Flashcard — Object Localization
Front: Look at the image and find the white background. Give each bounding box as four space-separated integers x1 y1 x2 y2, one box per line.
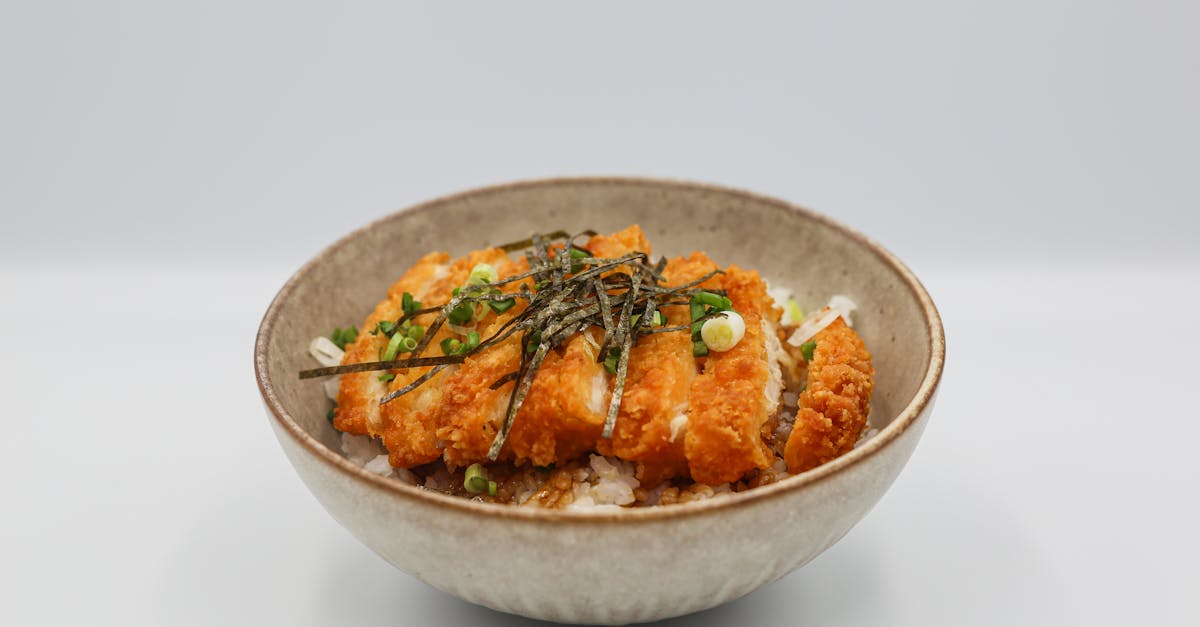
2 2 1197 625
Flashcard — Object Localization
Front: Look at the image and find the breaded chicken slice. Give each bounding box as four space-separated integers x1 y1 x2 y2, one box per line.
596 252 716 485
435 257 532 468
334 251 450 436
505 225 650 466
684 266 781 485
378 248 513 468
784 318 874 473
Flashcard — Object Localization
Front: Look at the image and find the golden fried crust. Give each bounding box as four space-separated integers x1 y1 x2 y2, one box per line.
379 248 511 467
784 318 874 473
504 225 649 466
594 224 651 261
596 252 716 484
334 251 450 436
435 256 531 468
505 328 607 466
684 265 777 485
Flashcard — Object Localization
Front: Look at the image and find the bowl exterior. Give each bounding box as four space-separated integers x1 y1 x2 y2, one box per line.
267 394 934 624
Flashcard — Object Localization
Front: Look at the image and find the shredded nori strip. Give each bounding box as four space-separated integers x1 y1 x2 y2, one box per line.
602 268 642 437
299 354 465 379
488 371 520 390
498 230 570 253
379 364 450 404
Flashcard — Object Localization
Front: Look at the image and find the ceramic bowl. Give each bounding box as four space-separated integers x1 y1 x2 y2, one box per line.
254 177 944 624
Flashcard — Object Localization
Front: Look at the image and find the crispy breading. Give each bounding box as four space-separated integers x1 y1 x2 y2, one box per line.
596 252 716 484
783 318 874 473
684 266 779 485
378 248 512 467
333 251 449 436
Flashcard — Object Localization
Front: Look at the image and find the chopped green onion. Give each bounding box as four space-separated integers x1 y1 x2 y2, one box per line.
441 337 462 355
326 407 336 422
464 463 490 494
690 301 706 322
452 286 461 297
603 348 620 375
378 373 395 383
692 291 730 310
693 341 709 357
372 320 396 337
785 299 804 325
800 340 817 362
464 330 481 351
401 292 421 316
653 311 665 326
700 311 746 352
448 302 474 325
568 246 591 273
330 326 358 349
526 329 542 353
383 332 405 360
406 324 425 341
468 263 499 286
487 480 497 496
400 336 418 352
489 297 516 313
691 320 704 341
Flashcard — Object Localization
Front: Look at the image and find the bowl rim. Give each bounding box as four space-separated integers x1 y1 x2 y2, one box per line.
254 176 945 524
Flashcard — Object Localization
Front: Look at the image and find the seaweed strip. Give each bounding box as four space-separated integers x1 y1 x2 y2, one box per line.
299 354 465 379
379 364 450 404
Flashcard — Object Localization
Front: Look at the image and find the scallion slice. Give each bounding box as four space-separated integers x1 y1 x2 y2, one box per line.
330 326 358 349
603 348 620 375
464 463 490 494
468 263 499 286
700 311 746 352
448 302 474 325
441 337 462 355
800 340 817 362
401 292 421 317
489 297 516 313
383 332 405 361
691 291 729 310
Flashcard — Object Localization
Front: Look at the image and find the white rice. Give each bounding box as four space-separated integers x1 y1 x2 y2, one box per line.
566 455 641 511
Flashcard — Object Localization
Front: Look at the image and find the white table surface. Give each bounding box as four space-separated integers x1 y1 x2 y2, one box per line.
3 260 1196 626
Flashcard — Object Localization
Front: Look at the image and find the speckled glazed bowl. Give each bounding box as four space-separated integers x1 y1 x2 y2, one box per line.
255 178 944 624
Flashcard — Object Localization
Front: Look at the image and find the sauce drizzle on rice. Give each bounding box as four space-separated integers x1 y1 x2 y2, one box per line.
303 225 875 507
